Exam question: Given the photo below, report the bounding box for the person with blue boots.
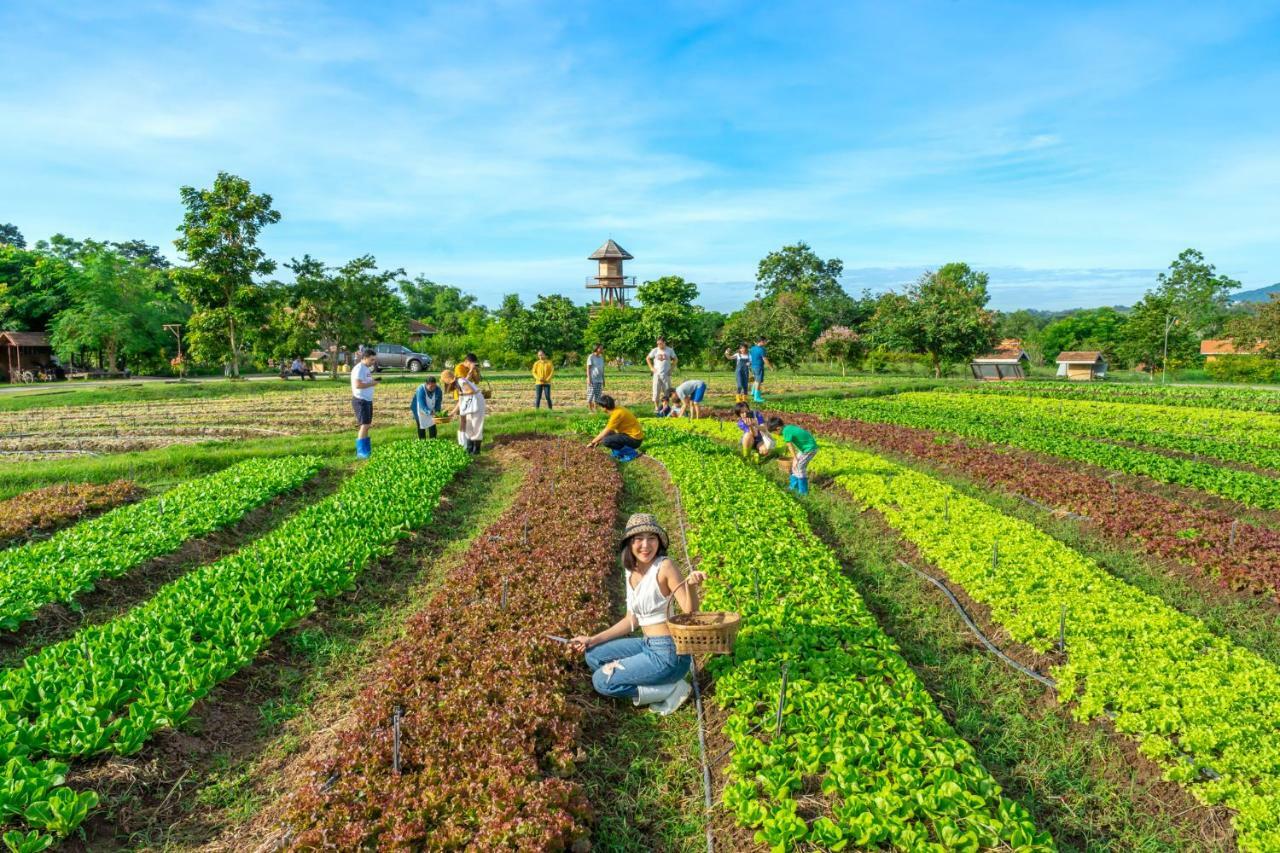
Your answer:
[749,337,772,403]
[350,349,380,458]
[767,416,818,495]
[586,395,644,460]
[569,514,707,715]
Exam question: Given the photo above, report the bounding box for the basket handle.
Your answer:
[664,574,694,620]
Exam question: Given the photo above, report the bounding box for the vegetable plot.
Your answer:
[646,425,1051,851]
[959,380,1280,414]
[0,440,468,846]
[0,480,141,545]
[778,412,1280,599]
[283,438,621,848]
[776,395,1280,510]
[798,439,1280,852]
[0,456,322,631]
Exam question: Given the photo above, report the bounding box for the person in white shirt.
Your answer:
[586,343,606,413]
[645,337,677,412]
[350,350,380,458]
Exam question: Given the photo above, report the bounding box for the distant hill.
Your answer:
[1233,283,1280,303]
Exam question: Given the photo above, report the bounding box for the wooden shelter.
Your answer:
[970,338,1030,381]
[1,331,52,383]
[1055,351,1108,381]
[586,239,636,307]
[1201,339,1266,361]
[407,319,437,342]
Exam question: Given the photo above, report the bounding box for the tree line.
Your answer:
[2,173,1276,381]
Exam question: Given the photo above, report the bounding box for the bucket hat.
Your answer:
[622,513,669,551]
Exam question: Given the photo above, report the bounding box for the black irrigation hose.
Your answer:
[897,560,1057,690]
[643,453,715,853]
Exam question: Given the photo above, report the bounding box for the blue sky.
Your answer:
[2,0,1278,312]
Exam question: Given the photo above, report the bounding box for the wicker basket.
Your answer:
[776,456,792,475]
[669,611,741,655]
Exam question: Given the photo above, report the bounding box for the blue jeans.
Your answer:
[585,635,690,699]
[735,367,750,395]
[535,383,552,409]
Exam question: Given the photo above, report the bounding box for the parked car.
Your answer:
[371,343,433,373]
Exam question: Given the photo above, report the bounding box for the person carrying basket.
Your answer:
[569,514,706,714]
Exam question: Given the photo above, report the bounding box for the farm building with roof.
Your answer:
[1201,339,1267,361]
[970,339,1030,381]
[1056,351,1108,381]
[1,331,53,383]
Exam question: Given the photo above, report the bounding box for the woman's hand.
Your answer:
[687,570,707,587]
[568,635,593,653]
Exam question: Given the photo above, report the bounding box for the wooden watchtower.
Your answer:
[586,239,636,307]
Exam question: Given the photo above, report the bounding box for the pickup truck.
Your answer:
[371,343,433,373]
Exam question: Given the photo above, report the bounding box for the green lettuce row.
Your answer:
[0,440,469,845]
[644,425,1052,852]
[954,380,1280,414]
[0,456,322,632]
[777,435,1280,852]
[913,391,1280,463]
[774,395,1280,510]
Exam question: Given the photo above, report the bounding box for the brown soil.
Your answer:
[60,453,512,852]
[0,469,344,670]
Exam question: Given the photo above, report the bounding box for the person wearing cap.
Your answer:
[569,514,707,714]
[441,368,486,455]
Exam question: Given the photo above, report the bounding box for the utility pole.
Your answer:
[163,324,186,380]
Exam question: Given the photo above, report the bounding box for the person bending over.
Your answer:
[734,402,775,459]
[570,514,706,714]
[587,395,644,453]
[673,379,707,419]
[767,416,818,495]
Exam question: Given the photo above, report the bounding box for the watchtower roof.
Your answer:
[588,239,633,261]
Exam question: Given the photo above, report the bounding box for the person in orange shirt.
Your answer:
[532,349,555,409]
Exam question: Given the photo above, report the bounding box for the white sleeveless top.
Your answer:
[626,558,673,627]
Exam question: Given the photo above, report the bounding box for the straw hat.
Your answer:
[622,513,669,550]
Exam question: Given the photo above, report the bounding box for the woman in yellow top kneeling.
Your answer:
[587,395,644,454]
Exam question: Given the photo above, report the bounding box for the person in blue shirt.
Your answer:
[410,375,443,439]
[749,337,773,403]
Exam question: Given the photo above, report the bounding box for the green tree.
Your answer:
[719,293,812,368]
[1115,293,1195,375]
[756,242,855,339]
[0,245,65,330]
[47,247,183,372]
[1153,248,1240,338]
[399,277,480,335]
[1040,307,1127,365]
[0,224,24,248]
[1225,293,1280,358]
[635,275,706,358]
[520,294,588,359]
[583,305,646,360]
[869,262,998,377]
[173,172,281,376]
[283,254,406,378]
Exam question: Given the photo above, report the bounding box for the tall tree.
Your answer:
[719,293,812,368]
[48,247,182,372]
[173,172,280,376]
[0,245,64,330]
[1039,307,1127,364]
[1153,248,1240,338]
[1225,293,1280,358]
[1115,292,1196,374]
[284,254,406,378]
[0,223,24,248]
[869,262,998,377]
[635,275,705,358]
[583,305,645,360]
[400,277,480,335]
[521,294,588,358]
[756,242,855,338]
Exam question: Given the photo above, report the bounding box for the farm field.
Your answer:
[3,375,1280,851]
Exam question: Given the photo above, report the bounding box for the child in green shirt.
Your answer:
[767,417,818,495]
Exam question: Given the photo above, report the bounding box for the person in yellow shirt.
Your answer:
[532,349,555,409]
[587,395,644,454]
